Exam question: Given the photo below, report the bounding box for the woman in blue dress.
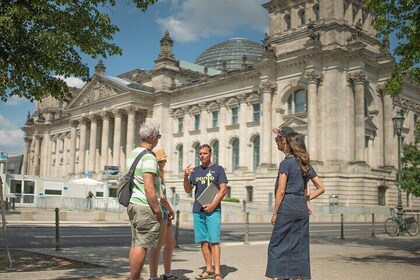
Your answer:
[266,131,325,280]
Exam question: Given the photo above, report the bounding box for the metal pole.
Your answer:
[371,213,375,237]
[244,211,250,245]
[0,177,14,268]
[340,213,344,239]
[396,129,404,219]
[175,210,180,248]
[55,208,60,251]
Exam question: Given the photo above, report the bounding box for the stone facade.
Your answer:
[21,0,420,209]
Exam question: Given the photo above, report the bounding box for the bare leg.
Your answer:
[210,243,221,278]
[130,246,148,280]
[201,242,214,273]
[149,219,167,278]
[163,221,175,274]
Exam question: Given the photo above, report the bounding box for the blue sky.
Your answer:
[0,0,268,153]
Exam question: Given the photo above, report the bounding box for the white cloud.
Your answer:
[157,0,268,42]
[4,95,25,106]
[55,75,86,88]
[0,114,24,152]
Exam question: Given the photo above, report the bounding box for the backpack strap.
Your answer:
[127,148,155,176]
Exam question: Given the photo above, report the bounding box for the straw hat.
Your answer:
[153,148,168,162]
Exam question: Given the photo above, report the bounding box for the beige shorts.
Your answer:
[127,203,161,248]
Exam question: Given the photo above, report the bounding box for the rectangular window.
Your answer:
[45,189,62,195]
[212,111,219,128]
[252,104,261,121]
[231,107,238,124]
[178,118,183,133]
[194,114,200,130]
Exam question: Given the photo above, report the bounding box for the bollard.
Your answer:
[175,210,180,248]
[340,213,344,239]
[55,208,60,251]
[244,211,250,245]
[371,213,375,237]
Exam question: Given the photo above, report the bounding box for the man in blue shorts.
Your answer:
[183,144,228,280]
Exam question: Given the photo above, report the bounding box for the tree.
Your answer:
[0,0,157,102]
[364,0,419,96]
[401,120,420,197]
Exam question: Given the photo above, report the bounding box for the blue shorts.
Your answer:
[193,211,221,243]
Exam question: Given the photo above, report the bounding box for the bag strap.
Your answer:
[127,148,154,176]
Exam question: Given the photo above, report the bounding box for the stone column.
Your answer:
[68,120,78,175]
[88,115,98,173]
[33,132,41,175]
[78,118,88,174]
[100,112,110,171]
[218,101,227,166]
[40,129,51,176]
[198,103,208,145]
[383,94,394,167]
[62,133,69,176]
[348,71,367,162]
[259,81,277,167]
[238,94,248,170]
[112,110,122,166]
[126,107,136,154]
[22,137,32,175]
[305,70,323,161]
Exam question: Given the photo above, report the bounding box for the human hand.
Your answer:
[271,213,277,225]
[203,204,216,213]
[307,201,312,215]
[184,164,194,178]
[169,211,175,220]
[154,209,162,221]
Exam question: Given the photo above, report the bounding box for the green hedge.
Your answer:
[222,197,241,203]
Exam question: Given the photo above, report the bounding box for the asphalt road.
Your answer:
[2,222,387,249]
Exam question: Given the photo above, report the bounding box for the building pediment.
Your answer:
[67,75,127,109]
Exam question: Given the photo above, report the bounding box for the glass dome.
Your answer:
[195,38,264,71]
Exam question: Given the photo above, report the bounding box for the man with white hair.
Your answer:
[126,120,162,280]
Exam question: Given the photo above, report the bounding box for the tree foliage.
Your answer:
[365,0,419,96]
[0,0,157,102]
[401,120,420,197]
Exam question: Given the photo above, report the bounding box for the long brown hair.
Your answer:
[286,132,310,176]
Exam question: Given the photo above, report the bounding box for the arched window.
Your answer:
[177,145,183,173]
[194,142,201,166]
[313,5,320,20]
[252,136,260,171]
[284,14,291,29]
[232,138,239,171]
[287,89,307,114]
[299,10,305,25]
[212,141,219,165]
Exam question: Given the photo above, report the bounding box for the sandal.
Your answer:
[214,273,223,280]
[195,270,215,279]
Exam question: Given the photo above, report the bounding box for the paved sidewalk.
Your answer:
[2,236,419,279]
[1,209,420,279]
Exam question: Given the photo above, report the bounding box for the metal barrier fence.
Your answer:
[36,197,124,212]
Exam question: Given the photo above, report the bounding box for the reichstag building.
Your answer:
[15,0,420,210]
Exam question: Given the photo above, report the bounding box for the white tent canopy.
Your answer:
[70,177,104,186]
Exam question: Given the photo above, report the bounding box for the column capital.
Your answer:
[101,111,111,120]
[89,115,100,123]
[347,71,368,85]
[126,106,137,115]
[304,70,323,85]
[80,117,90,126]
[24,136,32,143]
[70,120,79,128]
[113,109,124,118]
[259,80,277,95]
[237,93,249,104]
